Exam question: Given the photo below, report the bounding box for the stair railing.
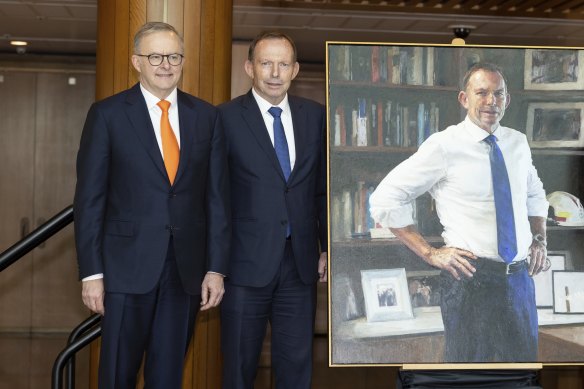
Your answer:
[0,205,102,389]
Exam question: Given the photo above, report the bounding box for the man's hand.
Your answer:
[528,240,547,276]
[200,272,225,311]
[82,279,105,315]
[425,247,477,280]
[318,252,328,282]
[528,216,547,277]
[389,225,476,280]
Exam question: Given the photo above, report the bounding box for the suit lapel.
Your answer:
[240,91,287,182]
[124,84,167,181]
[174,90,196,186]
[288,96,306,184]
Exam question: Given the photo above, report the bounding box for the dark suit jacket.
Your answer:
[74,84,230,295]
[218,91,327,287]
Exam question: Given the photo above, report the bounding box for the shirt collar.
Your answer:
[251,88,290,116]
[140,84,178,111]
[463,115,505,142]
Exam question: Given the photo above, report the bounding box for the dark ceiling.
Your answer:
[2,0,584,63]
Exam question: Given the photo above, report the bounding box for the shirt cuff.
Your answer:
[207,271,225,277]
[82,273,103,281]
[371,204,415,228]
[527,199,550,218]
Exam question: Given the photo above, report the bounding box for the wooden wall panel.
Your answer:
[95,0,115,100]
[0,335,31,389]
[166,0,185,34]
[230,41,252,98]
[182,0,202,97]
[32,73,95,329]
[0,72,36,329]
[197,0,216,103]
[145,0,163,23]
[0,66,96,388]
[128,0,145,88]
[30,335,90,389]
[212,0,232,104]
[113,1,131,94]
[96,0,138,99]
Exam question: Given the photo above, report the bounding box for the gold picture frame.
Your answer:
[327,41,584,367]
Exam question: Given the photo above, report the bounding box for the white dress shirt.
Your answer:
[141,85,181,152]
[369,116,549,262]
[251,88,296,170]
[83,85,181,282]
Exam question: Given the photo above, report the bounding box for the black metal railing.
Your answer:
[52,313,101,389]
[0,205,102,389]
[0,205,74,272]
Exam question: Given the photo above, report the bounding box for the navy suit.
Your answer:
[219,91,327,388]
[74,84,229,388]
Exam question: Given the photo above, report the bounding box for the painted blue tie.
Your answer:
[268,107,291,181]
[268,106,291,237]
[485,134,517,263]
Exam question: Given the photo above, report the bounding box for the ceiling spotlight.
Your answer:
[447,25,475,45]
[10,41,27,54]
[448,25,475,40]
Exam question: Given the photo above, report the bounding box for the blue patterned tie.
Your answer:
[268,107,291,181]
[484,134,517,263]
[268,106,291,237]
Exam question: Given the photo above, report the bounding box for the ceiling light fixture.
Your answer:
[448,24,475,45]
[10,40,28,54]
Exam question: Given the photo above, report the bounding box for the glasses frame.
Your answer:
[136,53,184,66]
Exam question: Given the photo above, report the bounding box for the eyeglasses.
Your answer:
[136,53,184,66]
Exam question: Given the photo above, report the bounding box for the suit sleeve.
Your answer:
[205,111,231,275]
[317,106,328,253]
[74,103,110,280]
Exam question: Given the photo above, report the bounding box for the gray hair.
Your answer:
[133,22,184,54]
[462,62,508,91]
[247,31,297,62]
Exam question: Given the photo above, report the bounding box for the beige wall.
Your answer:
[0,64,95,389]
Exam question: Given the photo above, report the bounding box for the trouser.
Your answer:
[221,240,317,389]
[98,241,200,389]
[440,258,538,362]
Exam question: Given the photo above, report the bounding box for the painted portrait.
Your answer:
[328,42,584,366]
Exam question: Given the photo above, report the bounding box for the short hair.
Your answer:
[247,31,297,62]
[133,22,184,54]
[462,62,508,91]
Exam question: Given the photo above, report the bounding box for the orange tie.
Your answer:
[157,100,180,184]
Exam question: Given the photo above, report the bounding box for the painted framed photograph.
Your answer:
[533,251,570,308]
[524,49,584,90]
[407,270,441,308]
[328,42,584,366]
[526,102,584,148]
[361,268,413,322]
[553,271,584,314]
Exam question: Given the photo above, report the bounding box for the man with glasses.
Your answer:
[74,22,229,388]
